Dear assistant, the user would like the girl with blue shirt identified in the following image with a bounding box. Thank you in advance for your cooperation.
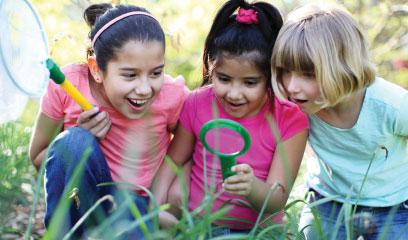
[271,3,408,239]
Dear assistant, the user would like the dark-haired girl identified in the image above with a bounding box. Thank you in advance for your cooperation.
[29,3,188,238]
[153,0,308,235]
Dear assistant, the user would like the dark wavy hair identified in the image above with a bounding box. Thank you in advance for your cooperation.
[202,0,283,93]
[84,3,165,71]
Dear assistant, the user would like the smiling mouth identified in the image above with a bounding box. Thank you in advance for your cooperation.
[289,97,308,104]
[226,101,245,108]
[127,98,149,108]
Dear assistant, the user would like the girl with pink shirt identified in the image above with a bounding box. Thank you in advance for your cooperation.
[152,0,308,236]
[28,3,187,239]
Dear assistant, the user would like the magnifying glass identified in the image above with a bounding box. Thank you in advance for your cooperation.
[0,0,93,123]
[199,119,251,180]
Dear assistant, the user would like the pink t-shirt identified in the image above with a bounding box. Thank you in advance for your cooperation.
[41,64,188,190]
[180,85,308,229]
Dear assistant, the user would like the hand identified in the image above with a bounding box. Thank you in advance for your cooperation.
[158,211,179,229]
[223,163,255,196]
[76,107,111,139]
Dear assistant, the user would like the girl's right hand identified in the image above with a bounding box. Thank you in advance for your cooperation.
[76,107,111,139]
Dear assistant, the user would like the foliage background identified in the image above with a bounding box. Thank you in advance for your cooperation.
[0,0,407,238]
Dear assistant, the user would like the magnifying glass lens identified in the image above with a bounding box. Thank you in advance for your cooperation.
[204,127,245,155]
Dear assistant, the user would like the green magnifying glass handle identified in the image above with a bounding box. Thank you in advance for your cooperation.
[219,155,237,180]
[199,119,251,180]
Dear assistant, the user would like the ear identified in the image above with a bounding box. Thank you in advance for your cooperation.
[88,56,103,83]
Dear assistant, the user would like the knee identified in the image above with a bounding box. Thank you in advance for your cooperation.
[47,127,99,168]
[53,127,96,148]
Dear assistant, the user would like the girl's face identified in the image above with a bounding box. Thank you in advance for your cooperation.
[98,40,165,119]
[211,55,268,119]
[281,70,322,114]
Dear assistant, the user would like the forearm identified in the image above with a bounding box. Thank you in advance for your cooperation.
[151,160,178,205]
[31,148,48,171]
[246,177,288,214]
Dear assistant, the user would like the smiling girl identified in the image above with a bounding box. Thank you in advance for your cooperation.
[29,3,187,238]
[152,0,308,236]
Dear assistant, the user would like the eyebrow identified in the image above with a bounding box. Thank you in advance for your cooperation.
[215,71,262,80]
[119,64,165,71]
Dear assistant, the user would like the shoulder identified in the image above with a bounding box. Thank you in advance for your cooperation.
[271,96,309,139]
[60,63,88,86]
[273,96,307,119]
[367,77,407,110]
[185,85,213,103]
[153,74,189,110]
[161,74,186,91]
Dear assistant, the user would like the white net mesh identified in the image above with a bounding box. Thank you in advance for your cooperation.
[0,0,49,123]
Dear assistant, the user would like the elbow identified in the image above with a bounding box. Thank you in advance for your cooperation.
[28,147,42,171]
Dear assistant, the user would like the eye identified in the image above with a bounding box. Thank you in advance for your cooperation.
[151,70,163,78]
[122,73,136,79]
[244,79,258,87]
[217,75,230,83]
[303,72,316,79]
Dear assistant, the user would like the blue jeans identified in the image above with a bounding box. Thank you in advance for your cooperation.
[44,127,151,239]
[209,226,251,238]
[299,189,408,240]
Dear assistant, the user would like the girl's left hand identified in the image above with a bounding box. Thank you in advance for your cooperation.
[223,163,255,196]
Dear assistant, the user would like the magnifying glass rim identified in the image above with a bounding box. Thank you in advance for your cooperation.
[0,0,49,96]
[199,118,251,158]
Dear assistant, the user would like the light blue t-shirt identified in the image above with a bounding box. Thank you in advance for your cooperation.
[307,78,408,207]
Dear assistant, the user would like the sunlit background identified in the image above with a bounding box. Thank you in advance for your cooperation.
[0,0,407,238]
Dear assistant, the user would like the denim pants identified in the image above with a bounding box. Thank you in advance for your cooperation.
[44,127,151,239]
[299,189,408,240]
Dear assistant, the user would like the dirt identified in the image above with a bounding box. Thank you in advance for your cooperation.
[1,195,45,240]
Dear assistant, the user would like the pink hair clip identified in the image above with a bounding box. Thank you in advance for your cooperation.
[236,8,259,24]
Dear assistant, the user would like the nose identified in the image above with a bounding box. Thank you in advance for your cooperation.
[285,74,301,94]
[135,76,152,96]
[226,83,242,100]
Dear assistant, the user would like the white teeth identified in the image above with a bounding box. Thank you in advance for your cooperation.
[129,99,148,105]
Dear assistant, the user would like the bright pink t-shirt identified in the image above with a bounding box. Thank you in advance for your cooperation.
[180,85,308,229]
[41,64,188,190]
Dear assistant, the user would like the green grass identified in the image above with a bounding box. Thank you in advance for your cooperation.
[0,104,403,240]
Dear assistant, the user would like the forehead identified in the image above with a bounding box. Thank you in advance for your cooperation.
[215,56,263,76]
[214,51,264,72]
[111,40,164,65]
[274,26,315,73]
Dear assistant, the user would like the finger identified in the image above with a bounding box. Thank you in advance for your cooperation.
[78,111,108,130]
[223,182,251,195]
[94,119,111,139]
[224,175,248,184]
[89,117,111,138]
[231,164,252,174]
[77,107,100,124]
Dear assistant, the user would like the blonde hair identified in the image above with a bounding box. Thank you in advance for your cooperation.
[271,3,376,107]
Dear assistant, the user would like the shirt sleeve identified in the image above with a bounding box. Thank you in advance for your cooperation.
[167,75,190,126]
[395,90,408,136]
[277,100,309,141]
[178,90,197,133]
[40,79,65,121]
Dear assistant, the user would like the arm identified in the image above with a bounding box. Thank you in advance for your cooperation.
[29,112,63,170]
[223,129,308,213]
[29,107,111,170]
[151,125,195,205]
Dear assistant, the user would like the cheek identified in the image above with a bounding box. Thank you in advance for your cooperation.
[281,78,290,90]
[309,84,321,98]
[213,82,227,97]
[151,78,164,93]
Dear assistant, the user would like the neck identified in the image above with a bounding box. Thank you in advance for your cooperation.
[316,89,366,129]
[88,74,111,108]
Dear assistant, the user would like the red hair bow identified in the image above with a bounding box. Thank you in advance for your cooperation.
[236,8,259,24]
